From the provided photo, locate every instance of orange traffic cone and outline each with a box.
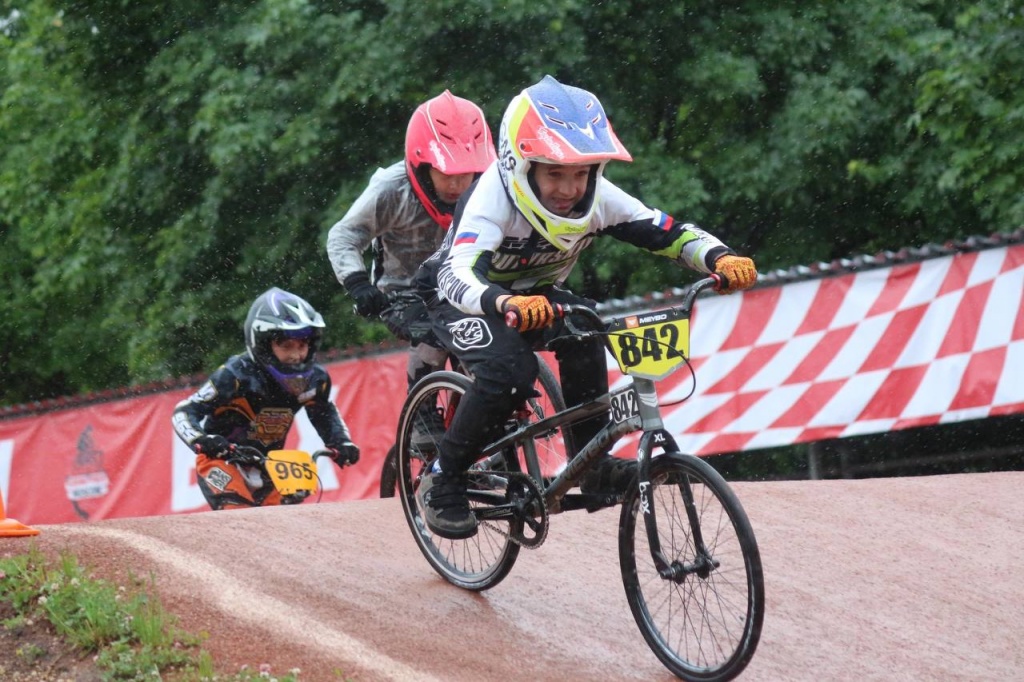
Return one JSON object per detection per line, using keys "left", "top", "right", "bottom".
{"left": 0, "top": 486, "right": 39, "bottom": 537}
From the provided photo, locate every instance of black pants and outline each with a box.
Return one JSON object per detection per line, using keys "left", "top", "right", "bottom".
{"left": 429, "top": 289, "right": 609, "bottom": 473}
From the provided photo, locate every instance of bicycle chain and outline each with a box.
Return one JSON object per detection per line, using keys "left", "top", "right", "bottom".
{"left": 472, "top": 470, "right": 549, "bottom": 549}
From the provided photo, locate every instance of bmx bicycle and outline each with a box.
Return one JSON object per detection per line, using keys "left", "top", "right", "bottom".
{"left": 393, "top": 275, "right": 764, "bottom": 681}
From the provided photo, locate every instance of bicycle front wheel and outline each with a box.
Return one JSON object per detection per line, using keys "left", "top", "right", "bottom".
{"left": 396, "top": 371, "right": 522, "bottom": 591}
{"left": 618, "top": 453, "right": 764, "bottom": 681}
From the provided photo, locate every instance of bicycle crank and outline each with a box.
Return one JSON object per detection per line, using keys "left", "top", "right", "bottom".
{"left": 471, "top": 470, "right": 548, "bottom": 548}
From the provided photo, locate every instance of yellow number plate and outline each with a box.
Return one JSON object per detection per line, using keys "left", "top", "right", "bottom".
{"left": 265, "top": 449, "right": 318, "bottom": 495}
{"left": 606, "top": 309, "right": 690, "bottom": 381}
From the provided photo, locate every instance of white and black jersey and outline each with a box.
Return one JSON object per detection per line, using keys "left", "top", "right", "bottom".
{"left": 416, "top": 164, "right": 732, "bottom": 317}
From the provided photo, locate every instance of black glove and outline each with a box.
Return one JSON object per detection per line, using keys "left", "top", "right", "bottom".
{"left": 328, "top": 441, "right": 360, "bottom": 467}
{"left": 193, "top": 434, "right": 233, "bottom": 458}
{"left": 343, "top": 272, "right": 388, "bottom": 318}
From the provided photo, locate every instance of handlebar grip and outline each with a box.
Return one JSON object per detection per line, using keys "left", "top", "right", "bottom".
{"left": 504, "top": 303, "right": 565, "bottom": 329}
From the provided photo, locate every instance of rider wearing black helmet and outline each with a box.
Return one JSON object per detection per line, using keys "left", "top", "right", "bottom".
{"left": 172, "top": 287, "right": 360, "bottom": 510}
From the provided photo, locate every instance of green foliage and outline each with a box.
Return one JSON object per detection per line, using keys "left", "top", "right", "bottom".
{"left": 1, "top": 0, "right": 1021, "bottom": 403}
{"left": 909, "top": 3, "right": 1024, "bottom": 226}
{"left": 0, "top": 548, "right": 197, "bottom": 677}
{"left": 0, "top": 547, "right": 313, "bottom": 680}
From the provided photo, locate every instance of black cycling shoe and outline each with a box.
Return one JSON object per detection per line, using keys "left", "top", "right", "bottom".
{"left": 580, "top": 455, "right": 637, "bottom": 496}
{"left": 418, "top": 470, "right": 478, "bottom": 539}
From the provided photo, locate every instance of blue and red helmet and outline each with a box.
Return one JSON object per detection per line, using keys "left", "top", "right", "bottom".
{"left": 497, "top": 75, "right": 632, "bottom": 251}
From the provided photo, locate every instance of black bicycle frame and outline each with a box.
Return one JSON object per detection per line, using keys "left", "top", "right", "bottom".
{"left": 472, "top": 278, "right": 720, "bottom": 570}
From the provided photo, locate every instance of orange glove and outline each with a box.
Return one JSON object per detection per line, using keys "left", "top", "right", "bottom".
{"left": 502, "top": 295, "right": 556, "bottom": 331}
{"left": 713, "top": 255, "right": 757, "bottom": 294}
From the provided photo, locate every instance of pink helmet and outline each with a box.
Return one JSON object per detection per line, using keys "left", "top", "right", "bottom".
{"left": 405, "top": 90, "right": 497, "bottom": 228}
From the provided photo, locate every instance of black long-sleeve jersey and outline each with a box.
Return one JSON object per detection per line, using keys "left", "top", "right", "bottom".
{"left": 171, "top": 354, "right": 352, "bottom": 454}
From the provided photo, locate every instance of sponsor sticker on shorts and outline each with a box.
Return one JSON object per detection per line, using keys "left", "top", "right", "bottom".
{"left": 448, "top": 318, "right": 493, "bottom": 351}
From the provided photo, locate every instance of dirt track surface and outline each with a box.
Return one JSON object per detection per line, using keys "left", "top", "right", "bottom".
{"left": 8, "top": 472, "right": 1023, "bottom": 681}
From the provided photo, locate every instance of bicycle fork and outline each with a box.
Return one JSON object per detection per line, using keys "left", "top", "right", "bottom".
{"left": 632, "top": 378, "right": 719, "bottom": 583}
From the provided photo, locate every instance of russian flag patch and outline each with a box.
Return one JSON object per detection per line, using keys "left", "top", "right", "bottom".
{"left": 454, "top": 231, "right": 479, "bottom": 246}
{"left": 653, "top": 210, "right": 674, "bottom": 231}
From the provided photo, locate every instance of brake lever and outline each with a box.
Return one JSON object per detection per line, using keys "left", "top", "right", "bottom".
{"left": 560, "top": 304, "right": 605, "bottom": 337}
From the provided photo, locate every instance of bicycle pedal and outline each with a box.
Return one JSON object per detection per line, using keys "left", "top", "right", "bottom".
{"left": 583, "top": 492, "right": 622, "bottom": 512}
{"left": 558, "top": 491, "right": 621, "bottom": 513}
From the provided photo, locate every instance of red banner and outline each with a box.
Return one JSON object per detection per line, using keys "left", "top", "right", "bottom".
{"left": 0, "top": 353, "right": 408, "bottom": 525}
{"left": 640, "top": 244, "right": 1024, "bottom": 455}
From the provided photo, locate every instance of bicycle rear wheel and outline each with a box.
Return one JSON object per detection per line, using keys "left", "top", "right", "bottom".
{"left": 379, "top": 444, "right": 399, "bottom": 498}
{"left": 396, "top": 371, "right": 522, "bottom": 591}
{"left": 522, "top": 355, "right": 569, "bottom": 482}
{"left": 381, "top": 352, "right": 565, "bottom": 498}
{"left": 618, "top": 453, "right": 764, "bottom": 681}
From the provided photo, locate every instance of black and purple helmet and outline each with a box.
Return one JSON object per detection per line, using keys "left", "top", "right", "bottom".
{"left": 244, "top": 288, "right": 325, "bottom": 395}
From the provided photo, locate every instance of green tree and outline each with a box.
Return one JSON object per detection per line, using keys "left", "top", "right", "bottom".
{"left": 1, "top": 0, "right": 1021, "bottom": 405}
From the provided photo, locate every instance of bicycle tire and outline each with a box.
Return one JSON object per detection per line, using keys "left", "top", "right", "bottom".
{"left": 380, "top": 353, "right": 566, "bottom": 498}
{"left": 396, "top": 371, "right": 522, "bottom": 591}
{"left": 522, "top": 355, "right": 569, "bottom": 481}
{"left": 618, "top": 453, "right": 764, "bottom": 681}
{"left": 379, "top": 444, "right": 399, "bottom": 498}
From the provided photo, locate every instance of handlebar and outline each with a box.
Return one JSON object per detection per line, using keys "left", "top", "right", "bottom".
{"left": 503, "top": 275, "right": 724, "bottom": 332}
{"left": 224, "top": 445, "right": 337, "bottom": 466}
{"left": 224, "top": 444, "right": 265, "bottom": 465}
{"left": 349, "top": 289, "right": 425, "bottom": 319}
{"left": 678, "top": 274, "right": 725, "bottom": 310}
{"left": 378, "top": 289, "right": 424, "bottom": 318}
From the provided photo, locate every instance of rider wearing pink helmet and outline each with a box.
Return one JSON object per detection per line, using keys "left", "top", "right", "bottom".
{"left": 405, "top": 90, "right": 497, "bottom": 229}
{"left": 327, "top": 90, "right": 496, "bottom": 415}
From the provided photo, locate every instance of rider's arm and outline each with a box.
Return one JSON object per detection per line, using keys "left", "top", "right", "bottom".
{"left": 595, "top": 179, "right": 733, "bottom": 273}
{"left": 171, "top": 364, "right": 240, "bottom": 448}
{"left": 326, "top": 163, "right": 404, "bottom": 284}
{"left": 303, "top": 369, "right": 355, "bottom": 450}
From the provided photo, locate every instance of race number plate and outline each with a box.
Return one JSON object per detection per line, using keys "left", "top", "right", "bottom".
{"left": 606, "top": 307, "right": 690, "bottom": 381}
{"left": 610, "top": 384, "right": 641, "bottom": 423}
{"left": 265, "top": 449, "right": 318, "bottom": 495}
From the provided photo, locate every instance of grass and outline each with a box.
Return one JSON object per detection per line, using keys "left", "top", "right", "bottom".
{"left": 0, "top": 546, "right": 315, "bottom": 681}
